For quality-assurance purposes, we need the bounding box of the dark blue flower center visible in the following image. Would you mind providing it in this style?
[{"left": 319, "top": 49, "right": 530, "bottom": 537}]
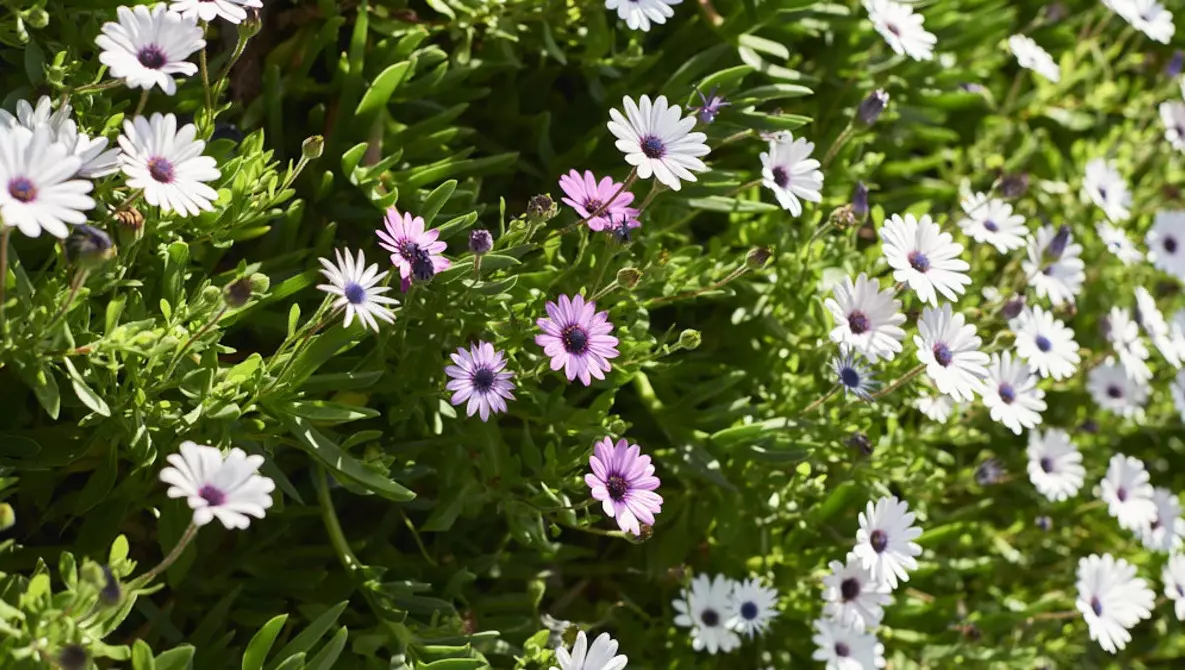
[
  {"left": 740, "top": 602, "right": 759, "bottom": 620},
  {"left": 410, "top": 246, "right": 435, "bottom": 281},
  {"left": 137, "top": 45, "right": 167, "bottom": 69},
  {"left": 870, "top": 529, "right": 888, "bottom": 553},
  {"left": 835, "top": 642, "right": 851, "bottom": 657},
  {"left": 1106, "top": 384, "right": 1123, "bottom": 399},
  {"left": 908, "top": 250, "right": 930, "bottom": 273},
  {"left": 1035, "top": 335, "right": 1052, "bottom": 352},
  {"left": 998, "top": 383, "right": 1016, "bottom": 404},
  {"left": 640, "top": 136, "right": 665, "bottom": 159},
  {"left": 840, "top": 577, "right": 860, "bottom": 601},
  {"left": 932, "top": 342, "right": 953, "bottom": 367},
  {"left": 606, "top": 474, "right": 629, "bottom": 501},
  {"left": 840, "top": 366, "right": 861, "bottom": 389},
  {"left": 1090, "top": 597, "right": 1103, "bottom": 616},
  {"left": 848, "top": 311, "right": 870, "bottom": 335},
  {"left": 471, "top": 367, "right": 495, "bottom": 392},
  {"left": 147, "top": 157, "right": 175, "bottom": 183},
  {"left": 700, "top": 608, "right": 720, "bottom": 627},
  {"left": 1166, "top": 236, "right": 1179, "bottom": 254},
  {"left": 771, "top": 166, "right": 790, "bottom": 189},
  {"left": 561, "top": 325, "right": 589, "bottom": 354},
  {"left": 344, "top": 282, "right": 366, "bottom": 305},
  {"left": 1039, "top": 457, "right": 1053, "bottom": 473},
  {"left": 198, "top": 484, "right": 226, "bottom": 506},
  {"left": 983, "top": 219, "right": 999, "bottom": 232},
  {"left": 7, "top": 177, "right": 36, "bottom": 203}
]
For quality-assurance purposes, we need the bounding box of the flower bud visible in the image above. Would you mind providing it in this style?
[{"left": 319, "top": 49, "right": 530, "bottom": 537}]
[
  {"left": 527, "top": 194, "right": 558, "bottom": 222},
  {"left": 302, "top": 135, "right": 324, "bottom": 160},
  {"left": 224, "top": 277, "right": 253, "bottom": 308},
  {"left": 114, "top": 206, "right": 144, "bottom": 241},
  {"left": 1044, "top": 225, "right": 1071, "bottom": 262},
  {"left": 846, "top": 432, "right": 873, "bottom": 456},
  {"left": 1001, "top": 295, "right": 1026, "bottom": 320},
  {"left": 830, "top": 205, "right": 857, "bottom": 231},
  {"left": 58, "top": 645, "right": 88, "bottom": 670},
  {"left": 616, "top": 267, "right": 642, "bottom": 289},
  {"left": 678, "top": 329, "right": 702, "bottom": 350},
  {"left": 1043, "top": 2, "right": 1067, "bottom": 22},
  {"left": 746, "top": 246, "right": 773, "bottom": 269},
  {"left": 1035, "top": 515, "right": 1053, "bottom": 531},
  {"left": 1168, "top": 50, "right": 1184, "bottom": 78},
  {"left": 65, "top": 224, "right": 116, "bottom": 269},
  {"left": 856, "top": 89, "right": 889, "bottom": 127},
  {"left": 0, "top": 502, "right": 13, "bottom": 531},
  {"left": 852, "top": 181, "right": 869, "bottom": 220},
  {"left": 238, "top": 7, "right": 263, "bottom": 38},
  {"left": 691, "top": 86, "right": 731, "bottom": 125},
  {"left": 25, "top": 8, "right": 50, "bottom": 28},
  {"left": 974, "top": 458, "right": 1004, "bottom": 486},
  {"left": 997, "top": 173, "right": 1029, "bottom": 199},
  {"left": 607, "top": 418, "right": 628, "bottom": 435},
  {"left": 625, "top": 523, "right": 654, "bottom": 544},
  {"left": 99, "top": 565, "right": 122, "bottom": 606},
  {"left": 1079, "top": 418, "right": 1099, "bottom": 434},
  {"left": 468, "top": 228, "right": 493, "bottom": 255}
]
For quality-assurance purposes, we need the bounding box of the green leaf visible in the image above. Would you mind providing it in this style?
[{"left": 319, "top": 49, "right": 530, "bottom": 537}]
[
  {"left": 63, "top": 358, "right": 110, "bottom": 417},
  {"left": 269, "top": 602, "right": 348, "bottom": 670},
  {"left": 242, "top": 614, "right": 288, "bottom": 670},
  {"left": 685, "top": 196, "right": 780, "bottom": 213},
  {"left": 420, "top": 179, "right": 457, "bottom": 226},
  {"left": 417, "top": 659, "right": 487, "bottom": 670},
  {"left": 132, "top": 640, "right": 155, "bottom": 670},
  {"left": 74, "top": 444, "right": 118, "bottom": 516},
  {"left": 305, "top": 626, "right": 348, "bottom": 670},
  {"left": 278, "top": 414, "right": 415, "bottom": 502},
  {"left": 154, "top": 645, "right": 195, "bottom": 670},
  {"left": 354, "top": 61, "right": 413, "bottom": 119},
  {"left": 278, "top": 400, "right": 380, "bottom": 424}
]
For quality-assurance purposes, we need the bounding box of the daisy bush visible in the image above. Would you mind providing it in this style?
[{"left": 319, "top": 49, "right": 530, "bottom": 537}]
[{"left": 3, "top": 1, "right": 1185, "bottom": 669}]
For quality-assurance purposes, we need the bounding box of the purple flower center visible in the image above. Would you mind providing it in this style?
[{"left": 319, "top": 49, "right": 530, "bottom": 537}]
[
  {"left": 840, "top": 366, "right": 861, "bottom": 389},
  {"left": 1041, "top": 265, "right": 1053, "bottom": 276},
  {"left": 147, "top": 157, "right": 175, "bottom": 184},
  {"left": 699, "top": 608, "right": 720, "bottom": 627},
  {"left": 847, "top": 311, "right": 871, "bottom": 334},
  {"left": 640, "top": 135, "right": 665, "bottom": 159},
  {"left": 1151, "top": 516, "right": 1162, "bottom": 531},
  {"left": 561, "top": 325, "right": 590, "bottom": 354},
  {"left": 471, "top": 367, "right": 495, "bottom": 392},
  {"left": 869, "top": 529, "right": 888, "bottom": 553},
  {"left": 885, "top": 21, "right": 901, "bottom": 37},
  {"left": 198, "top": 484, "right": 226, "bottom": 507},
  {"left": 410, "top": 246, "right": 435, "bottom": 281},
  {"left": 1035, "top": 335, "right": 1052, "bottom": 352},
  {"left": 583, "top": 198, "right": 603, "bottom": 214},
  {"left": 1106, "top": 384, "right": 1123, "bottom": 399},
  {"left": 740, "top": 601, "right": 758, "bottom": 620},
  {"left": 997, "top": 383, "right": 1016, "bottom": 404},
  {"left": 1039, "top": 457, "right": 1053, "bottom": 473},
  {"left": 1116, "top": 487, "right": 1127, "bottom": 502},
  {"left": 771, "top": 166, "right": 790, "bottom": 189},
  {"left": 983, "top": 219, "right": 999, "bottom": 232},
  {"left": 137, "top": 45, "right": 167, "bottom": 69},
  {"left": 344, "top": 282, "right": 366, "bottom": 305},
  {"left": 7, "top": 177, "right": 36, "bottom": 203},
  {"left": 908, "top": 250, "right": 930, "bottom": 273},
  {"left": 605, "top": 474, "right": 629, "bottom": 501},
  {"left": 840, "top": 577, "right": 860, "bottom": 601},
  {"left": 1165, "top": 236, "right": 1179, "bottom": 254},
  {"left": 835, "top": 642, "right": 851, "bottom": 657},
  {"left": 932, "top": 342, "right": 953, "bottom": 367},
  {"left": 1090, "top": 597, "right": 1103, "bottom": 616}
]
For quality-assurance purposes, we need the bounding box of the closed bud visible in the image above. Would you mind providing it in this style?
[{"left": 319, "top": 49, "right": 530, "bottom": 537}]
[
  {"left": 846, "top": 432, "right": 873, "bottom": 456},
  {"left": 830, "top": 205, "right": 857, "bottom": 231},
  {"left": 1043, "top": 2, "right": 1068, "bottom": 23},
  {"left": 468, "top": 228, "right": 493, "bottom": 255},
  {"left": 746, "top": 246, "right": 773, "bottom": 269},
  {"left": 58, "top": 645, "right": 88, "bottom": 670},
  {"left": 1035, "top": 515, "right": 1053, "bottom": 531},
  {"left": 527, "top": 194, "right": 558, "bottom": 222},
  {"left": 25, "top": 7, "right": 50, "bottom": 28},
  {"left": 856, "top": 89, "right": 889, "bottom": 126},
  {"left": 99, "top": 565, "right": 122, "bottom": 606},
  {"left": 678, "top": 329, "right": 702, "bottom": 351},
  {"left": 0, "top": 502, "right": 13, "bottom": 531},
  {"left": 65, "top": 224, "right": 116, "bottom": 269},
  {"left": 114, "top": 206, "right": 144, "bottom": 238},
  {"left": 616, "top": 267, "right": 642, "bottom": 289},
  {"left": 852, "top": 181, "right": 869, "bottom": 220},
  {"left": 224, "top": 278, "right": 253, "bottom": 308},
  {"left": 1079, "top": 418, "right": 1099, "bottom": 434},
  {"left": 997, "top": 173, "right": 1029, "bottom": 199},
  {"left": 1001, "top": 295, "right": 1025, "bottom": 320},
  {"left": 238, "top": 7, "right": 263, "bottom": 38},
  {"left": 607, "top": 418, "right": 628, "bottom": 435},
  {"left": 1044, "top": 224, "right": 1071, "bottom": 262},
  {"left": 302, "top": 135, "right": 324, "bottom": 160},
  {"left": 974, "top": 458, "right": 1004, "bottom": 486}
]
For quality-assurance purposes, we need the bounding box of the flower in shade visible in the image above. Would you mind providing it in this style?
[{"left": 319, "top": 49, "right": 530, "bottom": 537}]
[
  {"left": 832, "top": 352, "right": 879, "bottom": 400},
  {"left": 444, "top": 342, "right": 515, "bottom": 422},
  {"left": 691, "top": 86, "right": 730, "bottom": 124},
  {"left": 376, "top": 208, "right": 451, "bottom": 289},
  {"left": 881, "top": 213, "right": 971, "bottom": 306},
  {"left": 853, "top": 496, "right": 922, "bottom": 590},
  {"left": 982, "top": 352, "right": 1045, "bottom": 435},
  {"left": 1140, "top": 488, "right": 1184, "bottom": 553},
  {"left": 96, "top": 4, "right": 204, "bottom": 95},
  {"left": 535, "top": 294, "right": 620, "bottom": 386},
  {"left": 1076, "top": 554, "right": 1155, "bottom": 654},
  {"left": 0, "top": 97, "right": 120, "bottom": 178},
  {"left": 823, "top": 555, "right": 891, "bottom": 631},
  {"left": 729, "top": 578, "right": 779, "bottom": 638},
  {"left": 1107, "top": 307, "right": 1152, "bottom": 383},
  {"left": 1022, "top": 224, "right": 1084, "bottom": 306},
  {"left": 811, "top": 617, "right": 886, "bottom": 669},
  {"left": 1163, "top": 554, "right": 1185, "bottom": 621},
  {"left": 1008, "top": 35, "right": 1060, "bottom": 82},
  {"left": 914, "top": 394, "right": 959, "bottom": 423},
  {"left": 1087, "top": 360, "right": 1149, "bottom": 418},
  {"left": 605, "top": 0, "right": 682, "bottom": 32},
  {"left": 550, "top": 630, "right": 627, "bottom": 670},
  {"left": 1026, "top": 428, "right": 1085, "bottom": 502},
  {"left": 1100, "top": 454, "right": 1158, "bottom": 532},
  {"left": 1011, "top": 305, "right": 1080, "bottom": 380},
  {"left": 607, "top": 95, "right": 709, "bottom": 191},
  {"left": 1134, "top": 286, "right": 1182, "bottom": 367},
  {"left": 759, "top": 132, "right": 824, "bottom": 217},
  {"left": 0, "top": 126, "right": 94, "bottom": 239},
  {"left": 585, "top": 437, "right": 663, "bottom": 536},
  {"left": 170, "top": 0, "right": 262, "bottom": 24},
  {"left": 158, "top": 441, "right": 275, "bottom": 529},
  {"left": 672, "top": 574, "right": 741, "bottom": 654},
  {"left": 824, "top": 274, "right": 906, "bottom": 363},
  {"left": 1147, "top": 211, "right": 1185, "bottom": 281},
  {"left": 956, "top": 192, "right": 1027, "bottom": 253},
  {"left": 1096, "top": 223, "right": 1143, "bottom": 265},
  {"left": 316, "top": 248, "right": 398, "bottom": 332},
  {"left": 558, "top": 169, "right": 640, "bottom": 232},
  {"left": 915, "top": 304, "right": 988, "bottom": 403},
  {"left": 1162, "top": 102, "right": 1185, "bottom": 152},
  {"left": 119, "top": 113, "right": 220, "bottom": 217},
  {"left": 864, "top": 0, "right": 936, "bottom": 61},
  {"left": 1083, "top": 159, "right": 1131, "bottom": 222}
]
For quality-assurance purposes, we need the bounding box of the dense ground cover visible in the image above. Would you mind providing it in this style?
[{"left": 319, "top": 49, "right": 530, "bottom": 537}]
[{"left": 2, "top": 0, "right": 1185, "bottom": 668}]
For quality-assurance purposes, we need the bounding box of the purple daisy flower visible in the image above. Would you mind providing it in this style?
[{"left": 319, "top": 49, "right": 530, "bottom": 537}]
[
  {"left": 584, "top": 436, "right": 663, "bottom": 536},
  {"left": 444, "top": 342, "right": 516, "bottom": 421},
  {"left": 535, "top": 294, "right": 620, "bottom": 385},
  {"left": 376, "top": 207, "right": 451, "bottom": 290},
  {"left": 557, "top": 169, "right": 640, "bottom": 232}
]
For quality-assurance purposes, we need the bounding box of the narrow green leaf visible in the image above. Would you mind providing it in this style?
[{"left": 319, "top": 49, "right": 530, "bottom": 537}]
[
  {"left": 420, "top": 179, "right": 457, "bottom": 226},
  {"left": 269, "top": 602, "right": 348, "bottom": 669},
  {"left": 305, "top": 626, "right": 348, "bottom": 670},
  {"left": 242, "top": 614, "right": 288, "bottom": 670},
  {"left": 132, "top": 640, "right": 155, "bottom": 670},
  {"left": 354, "top": 61, "right": 413, "bottom": 119},
  {"left": 154, "top": 645, "right": 195, "bottom": 670},
  {"left": 278, "top": 415, "right": 415, "bottom": 502},
  {"left": 278, "top": 400, "right": 380, "bottom": 424}
]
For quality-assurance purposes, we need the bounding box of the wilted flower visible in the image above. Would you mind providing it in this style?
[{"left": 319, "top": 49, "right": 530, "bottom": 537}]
[
  {"left": 65, "top": 224, "right": 115, "bottom": 269},
  {"left": 224, "top": 277, "right": 253, "bottom": 308},
  {"left": 997, "top": 172, "right": 1029, "bottom": 199},
  {"left": 974, "top": 458, "right": 1005, "bottom": 486},
  {"left": 852, "top": 182, "right": 869, "bottom": 220},
  {"left": 527, "top": 193, "right": 558, "bottom": 222},
  {"left": 99, "top": 565, "right": 122, "bottom": 606},
  {"left": 57, "top": 645, "right": 88, "bottom": 670},
  {"left": 691, "top": 86, "right": 731, "bottom": 125}
]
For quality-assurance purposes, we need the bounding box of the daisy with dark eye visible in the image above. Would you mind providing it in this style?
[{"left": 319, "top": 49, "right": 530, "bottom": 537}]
[
  {"left": 376, "top": 208, "right": 451, "bottom": 289},
  {"left": 444, "top": 342, "right": 515, "bottom": 422},
  {"left": 1161, "top": 101, "right": 1185, "bottom": 152},
  {"left": 832, "top": 352, "right": 879, "bottom": 400},
  {"left": 1163, "top": 554, "right": 1185, "bottom": 621},
  {"left": 159, "top": 441, "right": 275, "bottom": 529},
  {"left": 1083, "top": 159, "right": 1131, "bottom": 223},
  {"left": 118, "top": 113, "right": 221, "bottom": 217},
  {"left": 824, "top": 273, "right": 906, "bottom": 363},
  {"left": 0, "top": 97, "right": 120, "bottom": 179},
  {"left": 1076, "top": 554, "right": 1154, "bottom": 654},
  {"left": 1139, "top": 488, "right": 1184, "bottom": 553},
  {"left": 823, "top": 554, "right": 890, "bottom": 630},
  {"left": 316, "top": 248, "right": 399, "bottom": 332},
  {"left": 853, "top": 495, "right": 923, "bottom": 590},
  {"left": 1011, "top": 305, "right": 1080, "bottom": 381},
  {"left": 1148, "top": 210, "right": 1185, "bottom": 281},
  {"left": 607, "top": 95, "right": 710, "bottom": 191},
  {"left": 1026, "top": 429, "right": 1085, "bottom": 502},
  {"left": 1022, "top": 224, "right": 1085, "bottom": 307},
  {"left": 881, "top": 213, "right": 971, "bottom": 306},
  {"left": 584, "top": 437, "right": 662, "bottom": 536},
  {"left": 96, "top": 5, "right": 204, "bottom": 95},
  {"left": 1096, "top": 223, "right": 1143, "bottom": 265},
  {"left": 1106, "top": 307, "right": 1152, "bottom": 383},
  {"left": 915, "top": 304, "right": 988, "bottom": 403},
  {"left": 864, "top": 0, "right": 936, "bottom": 61},
  {"left": 1087, "top": 359, "right": 1149, "bottom": 418},
  {"left": 728, "top": 578, "right": 779, "bottom": 638},
  {"left": 535, "top": 294, "right": 620, "bottom": 386},
  {"left": 812, "top": 617, "right": 885, "bottom": 669},
  {"left": 759, "top": 131, "right": 823, "bottom": 217},
  {"left": 672, "top": 574, "right": 741, "bottom": 654},
  {"left": 1100, "top": 454, "right": 1157, "bottom": 533},
  {"left": 982, "top": 352, "right": 1045, "bottom": 435},
  {"left": 957, "top": 192, "right": 1027, "bottom": 253},
  {"left": 1009, "top": 35, "right": 1060, "bottom": 82},
  {"left": 557, "top": 169, "right": 640, "bottom": 232},
  {"left": 0, "top": 126, "right": 94, "bottom": 239},
  {"left": 604, "top": 0, "right": 682, "bottom": 32},
  {"left": 550, "top": 630, "right": 627, "bottom": 670},
  {"left": 170, "top": 0, "right": 262, "bottom": 24}
]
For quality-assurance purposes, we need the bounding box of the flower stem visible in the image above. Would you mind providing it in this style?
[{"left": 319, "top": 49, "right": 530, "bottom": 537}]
[
  {"left": 801, "top": 385, "right": 839, "bottom": 415},
  {"left": 164, "top": 304, "right": 228, "bottom": 379},
  {"left": 315, "top": 466, "right": 363, "bottom": 574},
  {"left": 199, "top": 23, "right": 213, "bottom": 124},
  {"left": 635, "top": 180, "right": 666, "bottom": 214},
  {"left": 214, "top": 32, "right": 251, "bottom": 92},
  {"left": 821, "top": 124, "right": 856, "bottom": 169},
  {"left": 0, "top": 226, "right": 10, "bottom": 337},
  {"left": 872, "top": 364, "right": 926, "bottom": 399},
  {"left": 646, "top": 263, "right": 749, "bottom": 307},
  {"left": 44, "top": 268, "right": 88, "bottom": 334},
  {"left": 727, "top": 178, "right": 764, "bottom": 197},
  {"left": 133, "top": 522, "right": 198, "bottom": 587},
  {"left": 546, "top": 168, "right": 637, "bottom": 240},
  {"left": 697, "top": 0, "right": 724, "bottom": 26},
  {"left": 133, "top": 89, "right": 150, "bottom": 117},
  {"left": 591, "top": 281, "right": 619, "bottom": 302}
]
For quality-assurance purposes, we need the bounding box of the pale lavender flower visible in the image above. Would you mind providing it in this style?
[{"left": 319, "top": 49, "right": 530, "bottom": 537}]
[
  {"left": 444, "top": 342, "right": 515, "bottom": 422},
  {"left": 585, "top": 437, "right": 663, "bottom": 536}
]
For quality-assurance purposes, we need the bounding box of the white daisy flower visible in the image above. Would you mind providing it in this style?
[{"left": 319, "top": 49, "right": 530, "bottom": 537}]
[
  {"left": 729, "top": 578, "right": 779, "bottom": 638},
  {"left": 118, "top": 113, "right": 221, "bottom": 217},
  {"left": 1008, "top": 35, "right": 1061, "bottom": 82},
  {"left": 672, "top": 574, "right": 741, "bottom": 655},
  {"left": 158, "top": 441, "right": 275, "bottom": 529},
  {"left": 1147, "top": 210, "right": 1185, "bottom": 281},
  {"left": 881, "top": 213, "right": 971, "bottom": 306},
  {"left": 0, "top": 97, "right": 119, "bottom": 178},
  {"left": 1106, "top": 307, "right": 1152, "bottom": 384},
  {"left": 1172, "top": 368, "right": 1185, "bottom": 421},
  {"left": 0, "top": 126, "right": 94, "bottom": 239},
  {"left": 915, "top": 304, "right": 988, "bottom": 403},
  {"left": 824, "top": 273, "right": 907, "bottom": 363},
  {"left": 1087, "top": 360, "right": 1149, "bottom": 418},
  {"left": 759, "top": 132, "right": 823, "bottom": 217},
  {"left": 607, "top": 95, "right": 709, "bottom": 191},
  {"left": 1011, "top": 305, "right": 1080, "bottom": 380},
  {"left": 170, "top": 0, "right": 262, "bottom": 24},
  {"left": 981, "top": 352, "right": 1045, "bottom": 435},
  {"left": 1082, "top": 158, "right": 1131, "bottom": 223},
  {"left": 822, "top": 555, "right": 891, "bottom": 631},
  {"left": 316, "top": 248, "right": 399, "bottom": 332},
  {"left": 1076, "top": 554, "right": 1155, "bottom": 654},
  {"left": 1139, "top": 488, "right": 1184, "bottom": 553},
  {"left": 1134, "top": 286, "right": 1182, "bottom": 368},
  {"left": 1161, "top": 101, "right": 1185, "bottom": 152},
  {"left": 853, "top": 496, "right": 922, "bottom": 590},
  {"left": 864, "top": 0, "right": 936, "bottom": 61},
  {"left": 604, "top": 0, "right": 682, "bottom": 32},
  {"left": 1100, "top": 454, "right": 1158, "bottom": 532},
  {"left": 1097, "top": 223, "right": 1143, "bottom": 265},
  {"left": 956, "top": 192, "right": 1027, "bottom": 253},
  {"left": 811, "top": 617, "right": 886, "bottom": 669},
  {"left": 550, "top": 631, "right": 627, "bottom": 670},
  {"left": 1163, "top": 554, "right": 1185, "bottom": 621},
  {"left": 1022, "top": 224, "right": 1085, "bottom": 307},
  {"left": 1124, "top": 0, "right": 1175, "bottom": 43},
  {"left": 96, "top": 4, "right": 205, "bottom": 96},
  {"left": 914, "top": 394, "right": 959, "bottom": 423},
  {"left": 1026, "top": 428, "right": 1085, "bottom": 502}
]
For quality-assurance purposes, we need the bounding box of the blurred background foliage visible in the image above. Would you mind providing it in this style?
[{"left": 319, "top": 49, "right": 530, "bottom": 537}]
[{"left": 1, "top": 0, "right": 1184, "bottom": 668}]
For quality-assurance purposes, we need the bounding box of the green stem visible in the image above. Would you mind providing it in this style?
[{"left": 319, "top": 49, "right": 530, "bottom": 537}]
[
  {"left": 0, "top": 226, "right": 10, "bottom": 338},
  {"left": 872, "top": 364, "right": 926, "bottom": 399},
  {"left": 315, "top": 467, "right": 362, "bottom": 573},
  {"left": 163, "top": 304, "right": 228, "bottom": 379},
  {"left": 133, "top": 89, "right": 150, "bottom": 117},
  {"left": 646, "top": 264, "right": 749, "bottom": 307},
  {"left": 132, "top": 522, "right": 198, "bottom": 587},
  {"left": 44, "top": 268, "right": 88, "bottom": 334},
  {"left": 199, "top": 26, "right": 212, "bottom": 124},
  {"left": 801, "top": 385, "right": 839, "bottom": 415},
  {"left": 821, "top": 124, "right": 856, "bottom": 169}
]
